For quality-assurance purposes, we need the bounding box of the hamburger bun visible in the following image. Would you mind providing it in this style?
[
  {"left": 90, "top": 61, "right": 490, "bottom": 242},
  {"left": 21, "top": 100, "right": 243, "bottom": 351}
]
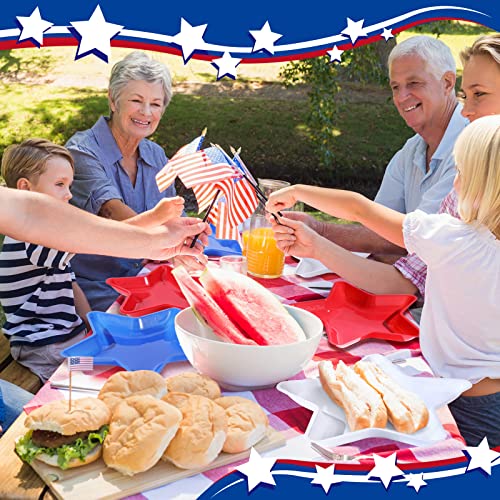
[
  {"left": 166, "top": 372, "right": 221, "bottom": 400},
  {"left": 98, "top": 370, "right": 166, "bottom": 412},
  {"left": 103, "top": 395, "right": 182, "bottom": 476},
  {"left": 18, "top": 398, "right": 110, "bottom": 470},
  {"left": 35, "top": 445, "right": 102, "bottom": 468},
  {"left": 162, "top": 393, "right": 227, "bottom": 469},
  {"left": 25, "top": 397, "right": 110, "bottom": 435},
  {"left": 214, "top": 396, "right": 268, "bottom": 453}
]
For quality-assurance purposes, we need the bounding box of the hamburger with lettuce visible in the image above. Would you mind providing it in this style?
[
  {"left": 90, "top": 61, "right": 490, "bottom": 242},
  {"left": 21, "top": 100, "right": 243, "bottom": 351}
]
[{"left": 15, "top": 397, "right": 110, "bottom": 470}]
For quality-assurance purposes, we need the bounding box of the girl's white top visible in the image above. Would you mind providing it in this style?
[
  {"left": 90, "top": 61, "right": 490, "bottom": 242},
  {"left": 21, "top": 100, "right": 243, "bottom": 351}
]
[{"left": 403, "top": 210, "right": 500, "bottom": 384}]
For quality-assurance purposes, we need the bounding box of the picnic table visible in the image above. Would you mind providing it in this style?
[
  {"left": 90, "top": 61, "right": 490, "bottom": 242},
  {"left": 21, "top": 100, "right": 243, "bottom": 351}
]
[{"left": 0, "top": 257, "right": 468, "bottom": 499}]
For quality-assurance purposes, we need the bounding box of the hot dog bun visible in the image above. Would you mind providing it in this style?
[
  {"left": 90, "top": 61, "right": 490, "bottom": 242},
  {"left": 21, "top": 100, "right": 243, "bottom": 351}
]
[
  {"left": 354, "top": 361, "right": 429, "bottom": 434},
  {"left": 318, "top": 360, "right": 387, "bottom": 431}
]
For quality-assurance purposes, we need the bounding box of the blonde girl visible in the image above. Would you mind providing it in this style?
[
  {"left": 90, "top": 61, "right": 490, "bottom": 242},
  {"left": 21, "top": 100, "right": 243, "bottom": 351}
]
[{"left": 266, "top": 115, "right": 500, "bottom": 447}]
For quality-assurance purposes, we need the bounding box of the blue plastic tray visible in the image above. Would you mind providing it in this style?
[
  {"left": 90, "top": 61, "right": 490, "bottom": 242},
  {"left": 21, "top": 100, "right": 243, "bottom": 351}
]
[
  {"left": 204, "top": 234, "right": 242, "bottom": 257},
  {"left": 62, "top": 308, "right": 187, "bottom": 372}
]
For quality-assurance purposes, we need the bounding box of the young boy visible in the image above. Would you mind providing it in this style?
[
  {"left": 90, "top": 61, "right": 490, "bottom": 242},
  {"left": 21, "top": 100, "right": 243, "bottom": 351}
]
[
  {"left": 0, "top": 139, "right": 197, "bottom": 383},
  {"left": 0, "top": 139, "right": 90, "bottom": 382}
]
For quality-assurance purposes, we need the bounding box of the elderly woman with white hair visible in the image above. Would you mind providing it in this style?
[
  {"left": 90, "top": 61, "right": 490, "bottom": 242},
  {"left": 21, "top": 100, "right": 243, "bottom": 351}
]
[{"left": 66, "top": 51, "right": 206, "bottom": 311}]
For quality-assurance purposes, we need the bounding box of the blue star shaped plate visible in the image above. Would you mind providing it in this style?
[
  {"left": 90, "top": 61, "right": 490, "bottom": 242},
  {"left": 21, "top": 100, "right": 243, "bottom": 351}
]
[
  {"left": 204, "top": 234, "right": 242, "bottom": 257},
  {"left": 62, "top": 308, "right": 187, "bottom": 372}
]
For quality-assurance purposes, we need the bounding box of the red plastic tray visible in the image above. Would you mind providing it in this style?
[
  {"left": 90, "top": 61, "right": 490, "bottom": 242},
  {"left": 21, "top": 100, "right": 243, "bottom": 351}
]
[
  {"left": 294, "top": 281, "right": 419, "bottom": 348},
  {"left": 106, "top": 265, "right": 189, "bottom": 317}
]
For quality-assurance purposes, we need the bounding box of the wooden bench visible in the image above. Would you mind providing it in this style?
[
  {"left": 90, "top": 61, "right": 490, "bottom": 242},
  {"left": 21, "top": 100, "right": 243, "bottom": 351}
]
[{"left": 0, "top": 334, "right": 42, "bottom": 394}]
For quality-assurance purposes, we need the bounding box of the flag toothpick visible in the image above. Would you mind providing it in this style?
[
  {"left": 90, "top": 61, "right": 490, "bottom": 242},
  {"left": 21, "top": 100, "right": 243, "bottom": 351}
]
[{"left": 67, "top": 356, "right": 94, "bottom": 412}]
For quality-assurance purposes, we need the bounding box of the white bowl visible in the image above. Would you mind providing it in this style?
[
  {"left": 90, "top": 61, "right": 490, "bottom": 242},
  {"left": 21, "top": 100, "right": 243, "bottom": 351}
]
[{"left": 174, "top": 305, "right": 324, "bottom": 391}]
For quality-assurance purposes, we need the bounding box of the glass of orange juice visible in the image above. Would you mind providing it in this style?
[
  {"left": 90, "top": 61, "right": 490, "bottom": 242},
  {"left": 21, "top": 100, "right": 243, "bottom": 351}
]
[
  {"left": 246, "top": 214, "right": 285, "bottom": 278},
  {"left": 241, "top": 229, "right": 250, "bottom": 256}
]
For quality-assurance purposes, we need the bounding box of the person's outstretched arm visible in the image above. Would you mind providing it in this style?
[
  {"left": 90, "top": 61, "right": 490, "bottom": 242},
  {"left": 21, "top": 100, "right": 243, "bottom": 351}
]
[
  {"left": 266, "top": 184, "right": 405, "bottom": 248},
  {"left": 0, "top": 187, "right": 210, "bottom": 260}
]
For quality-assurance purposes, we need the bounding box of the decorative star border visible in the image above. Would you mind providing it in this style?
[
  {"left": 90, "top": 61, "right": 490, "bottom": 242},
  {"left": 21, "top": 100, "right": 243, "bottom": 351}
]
[
  {"left": 229, "top": 438, "right": 500, "bottom": 495},
  {"left": 6, "top": 4, "right": 490, "bottom": 79}
]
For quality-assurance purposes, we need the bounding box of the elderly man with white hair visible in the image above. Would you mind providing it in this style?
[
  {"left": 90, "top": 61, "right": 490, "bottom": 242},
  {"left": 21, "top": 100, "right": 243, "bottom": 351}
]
[{"left": 277, "top": 35, "right": 467, "bottom": 260}]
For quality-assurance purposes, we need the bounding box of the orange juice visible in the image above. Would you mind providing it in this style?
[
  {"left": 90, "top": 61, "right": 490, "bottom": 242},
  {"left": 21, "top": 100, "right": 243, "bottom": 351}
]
[
  {"left": 241, "top": 230, "right": 250, "bottom": 256},
  {"left": 246, "top": 227, "right": 285, "bottom": 278}
]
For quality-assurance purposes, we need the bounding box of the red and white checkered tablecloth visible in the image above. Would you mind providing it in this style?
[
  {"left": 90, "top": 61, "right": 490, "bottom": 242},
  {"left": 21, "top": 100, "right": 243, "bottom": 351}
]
[{"left": 24, "top": 257, "right": 467, "bottom": 499}]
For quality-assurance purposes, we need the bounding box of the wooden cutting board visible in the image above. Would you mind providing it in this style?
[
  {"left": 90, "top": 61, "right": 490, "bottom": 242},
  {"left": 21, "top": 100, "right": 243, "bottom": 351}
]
[{"left": 27, "top": 425, "right": 286, "bottom": 500}]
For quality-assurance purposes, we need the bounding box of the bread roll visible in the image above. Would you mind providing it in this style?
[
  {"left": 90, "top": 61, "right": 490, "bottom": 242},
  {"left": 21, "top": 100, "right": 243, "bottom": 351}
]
[
  {"left": 25, "top": 397, "right": 110, "bottom": 435},
  {"left": 103, "top": 395, "right": 182, "bottom": 476},
  {"left": 214, "top": 396, "right": 268, "bottom": 453},
  {"left": 354, "top": 361, "right": 429, "bottom": 433},
  {"left": 318, "top": 360, "right": 387, "bottom": 431},
  {"left": 98, "top": 370, "right": 166, "bottom": 412},
  {"left": 162, "top": 393, "right": 227, "bottom": 469},
  {"left": 166, "top": 372, "right": 221, "bottom": 399},
  {"left": 35, "top": 445, "right": 103, "bottom": 469}
]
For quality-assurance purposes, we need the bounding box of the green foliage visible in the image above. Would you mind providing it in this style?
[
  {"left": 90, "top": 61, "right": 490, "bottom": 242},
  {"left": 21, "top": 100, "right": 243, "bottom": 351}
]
[
  {"left": 280, "top": 44, "right": 389, "bottom": 176},
  {"left": 408, "top": 20, "right": 491, "bottom": 37}
]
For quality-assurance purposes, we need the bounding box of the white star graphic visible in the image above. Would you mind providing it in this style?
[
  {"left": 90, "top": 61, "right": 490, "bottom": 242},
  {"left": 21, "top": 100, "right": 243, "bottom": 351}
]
[
  {"left": 171, "top": 18, "right": 207, "bottom": 63},
  {"left": 327, "top": 45, "right": 344, "bottom": 63},
  {"left": 70, "top": 5, "right": 123, "bottom": 62},
  {"left": 465, "top": 437, "right": 500, "bottom": 475},
  {"left": 406, "top": 472, "right": 427, "bottom": 492},
  {"left": 381, "top": 28, "right": 394, "bottom": 41},
  {"left": 311, "top": 464, "right": 342, "bottom": 494},
  {"left": 16, "top": 7, "right": 53, "bottom": 46},
  {"left": 341, "top": 18, "right": 368, "bottom": 45},
  {"left": 212, "top": 52, "right": 241, "bottom": 80},
  {"left": 249, "top": 21, "right": 282, "bottom": 55},
  {"left": 236, "top": 448, "right": 276, "bottom": 492},
  {"left": 368, "top": 453, "right": 404, "bottom": 489}
]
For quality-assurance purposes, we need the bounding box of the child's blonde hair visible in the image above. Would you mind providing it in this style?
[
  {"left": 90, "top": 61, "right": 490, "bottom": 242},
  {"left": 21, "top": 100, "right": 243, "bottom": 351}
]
[
  {"left": 453, "top": 114, "right": 500, "bottom": 238},
  {"left": 1, "top": 138, "right": 74, "bottom": 188}
]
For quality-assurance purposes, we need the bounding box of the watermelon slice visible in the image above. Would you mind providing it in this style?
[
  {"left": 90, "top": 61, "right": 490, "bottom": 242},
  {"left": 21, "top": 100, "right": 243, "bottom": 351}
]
[
  {"left": 172, "top": 267, "right": 256, "bottom": 345},
  {"left": 199, "top": 268, "right": 306, "bottom": 345}
]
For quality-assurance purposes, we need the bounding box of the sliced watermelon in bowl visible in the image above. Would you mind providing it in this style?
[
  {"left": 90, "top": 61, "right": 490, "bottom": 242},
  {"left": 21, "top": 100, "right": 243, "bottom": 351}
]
[
  {"left": 199, "top": 267, "right": 306, "bottom": 345},
  {"left": 171, "top": 266, "right": 256, "bottom": 345}
]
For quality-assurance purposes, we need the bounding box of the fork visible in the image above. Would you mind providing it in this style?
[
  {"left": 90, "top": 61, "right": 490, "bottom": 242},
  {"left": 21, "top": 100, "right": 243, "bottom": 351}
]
[{"left": 310, "top": 441, "right": 357, "bottom": 461}]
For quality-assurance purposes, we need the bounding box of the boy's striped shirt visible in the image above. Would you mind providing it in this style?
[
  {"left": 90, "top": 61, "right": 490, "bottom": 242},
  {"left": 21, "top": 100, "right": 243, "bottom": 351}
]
[{"left": 0, "top": 237, "right": 85, "bottom": 346}]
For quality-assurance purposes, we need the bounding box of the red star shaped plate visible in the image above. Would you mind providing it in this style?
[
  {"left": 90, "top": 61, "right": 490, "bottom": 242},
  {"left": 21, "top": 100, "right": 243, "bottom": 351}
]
[
  {"left": 106, "top": 265, "right": 189, "bottom": 317},
  {"left": 294, "top": 281, "right": 419, "bottom": 348}
]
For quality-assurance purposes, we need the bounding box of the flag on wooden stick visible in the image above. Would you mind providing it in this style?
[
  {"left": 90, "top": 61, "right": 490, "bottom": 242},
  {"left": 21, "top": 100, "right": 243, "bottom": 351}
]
[{"left": 155, "top": 129, "right": 207, "bottom": 192}]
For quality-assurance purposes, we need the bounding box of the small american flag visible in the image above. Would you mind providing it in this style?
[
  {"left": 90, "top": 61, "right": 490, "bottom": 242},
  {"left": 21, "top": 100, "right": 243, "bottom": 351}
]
[
  {"left": 155, "top": 143, "right": 236, "bottom": 193},
  {"left": 155, "top": 132, "right": 205, "bottom": 192},
  {"left": 192, "top": 178, "right": 234, "bottom": 213},
  {"left": 208, "top": 197, "right": 241, "bottom": 240},
  {"left": 68, "top": 356, "right": 94, "bottom": 372},
  {"left": 232, "top": 150, "right": 258, "bottom": 185},
  {"left": 191, "top": 162, "right": 258, "bottom": 238},
  {"left": 227, "top": 176, "right": 259, "bottom": 226},
  {"left": 174, "top": 130, "right": 206, "bottom": 158}
]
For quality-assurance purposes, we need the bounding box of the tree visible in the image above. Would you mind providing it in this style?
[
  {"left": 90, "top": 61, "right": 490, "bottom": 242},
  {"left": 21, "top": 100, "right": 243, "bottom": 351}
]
[{"left": 280, "top": 40, "right": 391, "bottom": 177}]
